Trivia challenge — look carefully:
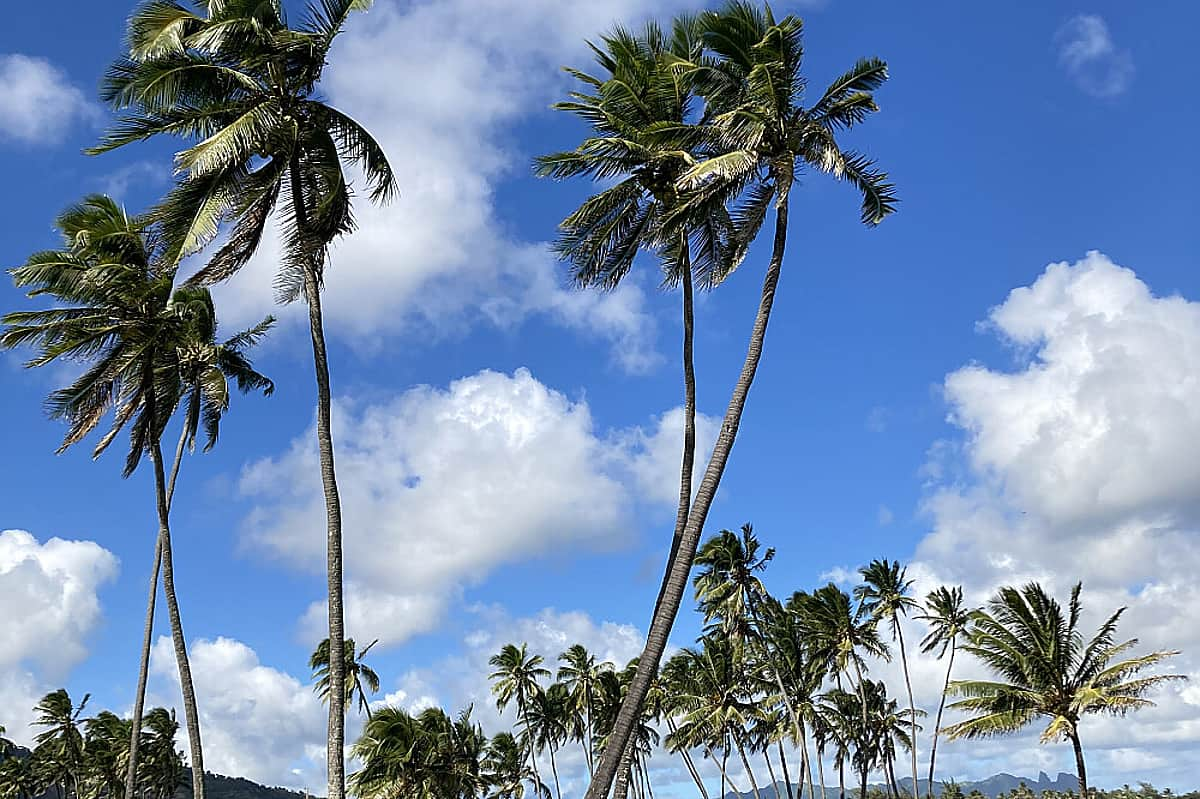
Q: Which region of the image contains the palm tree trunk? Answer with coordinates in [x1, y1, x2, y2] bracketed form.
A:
[859, 764, 868, 799]
[894, 625, 918, 799]
[735, 737, 763, 799]
[815, 744, 827, 799]
[585, 694, 595, 777]
[586, 197, 791, 799]
[290, 154, 348, 799]
[667, 717, 709, 799]
[125, 425, 189, 799]
[926, 644, 955, 797]
[149, 435, 205, 799]
[549, 745, 562, 799]
[837, 754, 845, 799]
[721, 744, 731, 799]
[612, 735, 636, 799]
[778, 741, 794, 799]
[763, 747, 780, 799]
[1069, 727, 1088, 799]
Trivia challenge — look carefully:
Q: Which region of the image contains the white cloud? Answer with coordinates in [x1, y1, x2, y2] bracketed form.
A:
[877, 505, 894, 526]
[148, 636, 327, 789]
[897, 252, 1200, 787]
[0, 529, 119, 745]
[1055, 15, 1134, 98]
[208, 0, 694, 371]
[0, 55, 95, 144]
[239, 368, 713, 648]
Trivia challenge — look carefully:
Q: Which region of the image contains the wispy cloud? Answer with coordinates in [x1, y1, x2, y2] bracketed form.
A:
[1055, 14, 1134, 98]
[0, 54, 96, 144]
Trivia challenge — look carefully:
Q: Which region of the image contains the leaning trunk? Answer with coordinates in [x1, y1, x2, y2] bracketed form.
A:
[549, 745, 562, 799]
[815, 744, 827, 799]
[586, 197, 791, 799]
[1069, 726, 1088, 799]
[895, 625, 918, 799]
[735, 737, 764, 799]
[667, 717, 709, 799]
[150, 434, 205, 799]
[125, 425, 188, 799]
[778, 741, 794, 799]
[612, 734, 636, 799]
[763, 747, 780, 799]
[926, 643, 955, 797]
[291, 154, 348, 799]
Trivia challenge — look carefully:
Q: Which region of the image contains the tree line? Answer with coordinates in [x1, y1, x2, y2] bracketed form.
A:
[0, 691, 182, 799]
[338, 526, 1182, 799]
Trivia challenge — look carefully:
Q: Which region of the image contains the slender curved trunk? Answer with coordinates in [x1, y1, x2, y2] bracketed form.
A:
[667, 717, 709, 799]
[763, 747, 780, 799]
[1069, 726, 1088, 799]
[926, 643, 955, 797]
[586, 198, 791, 799]
[815, 744, 827, 799]
[125, 426, 189, 799]
[585, 692, 595, 777]
[778, 741, 794, 799]
[290, 154, 347, 799]
[150, 434, 205, 799]
[894, 625, 918, 799]
[859, 763, 867, 799]
[837, 753, 845, 799]
[886, 751, 898, 798]
[735, 737, 763, 799]
[721, 744, 731, 799]
[549, 745, 561, 799]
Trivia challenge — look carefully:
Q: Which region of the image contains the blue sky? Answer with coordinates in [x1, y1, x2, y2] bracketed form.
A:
[2, 0, 1199, 794]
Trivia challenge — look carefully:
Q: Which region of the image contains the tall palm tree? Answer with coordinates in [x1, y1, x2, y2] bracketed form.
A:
[31, 691, 88, 799]
[311, 638, 382, 718]
[792, 585, 889, 702]
[916, 587, 971, 796]
[0, 757, 41, 799]
[0, 197, 239, 799]
[556, 645, 614, 777]
[483, 732, 547, 799]
[126, 286, 272, 799]
[944, 582, 1184, 798]
[584, 7, 896, 793]
[855, 560, 920, 798]
[92, 7, 397, 797]
[489, 645, 551, 795]
[657, 653, 712, 799]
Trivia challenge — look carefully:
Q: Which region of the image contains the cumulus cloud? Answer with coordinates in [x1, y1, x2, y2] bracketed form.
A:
[209, 0, 695, 371]
[0, 529, 118, 744]
[0, 55, 95, 144]
[894, 252, 1200, 787]
[239, 368, 717, 647]
[1055, 15, 1134, 98]
[148, 636, 327, 789]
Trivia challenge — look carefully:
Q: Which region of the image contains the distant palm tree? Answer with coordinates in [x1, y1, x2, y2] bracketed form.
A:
[855, 560, 920, 798]
[556, 645, 614, 776]
[31, 691, 88, 799]
[138, 709, 183, 799]
[311, 638, 382, 718]
[792, 584, 890, 702]
[524, 684, 572, 799]
[93, 6, 397, 796]
[351, 705, 487, 799]
[585, 5, 897, 792]
[945, 582, 1185, 798]
[916, 587, 972, 795]
[0, 726, 12, 758]
[489, 645, 551, 796]
[484, 732, 548, 799]
[657, 653, 712, 799]
[83, 711, 132, 799]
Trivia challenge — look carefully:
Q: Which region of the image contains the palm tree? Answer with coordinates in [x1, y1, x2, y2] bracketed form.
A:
[0, 726, 12, 759]
[484, 732, 547, 799]
[138, 709, 183, 799]
[0, 757, 41, 799]
[657, 653, 712, 799]
[792, 585, 890, 701]
[556, 645, 614, 776]
[126, 286, 272, 799]
[490, 645, 551, 795]
[524, 684, 572, 799]
[584, 6, 896, 792]
[31, 691, 88, 799]
[93, 7, 397, 797]
[945, 582, 1185, 798]
[0, 197, 234, 799]
[916, 587, 972, 796]
[855, 560, 920, 798]
[84, 712, 133, 799]
[311, 638, 382, 718]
